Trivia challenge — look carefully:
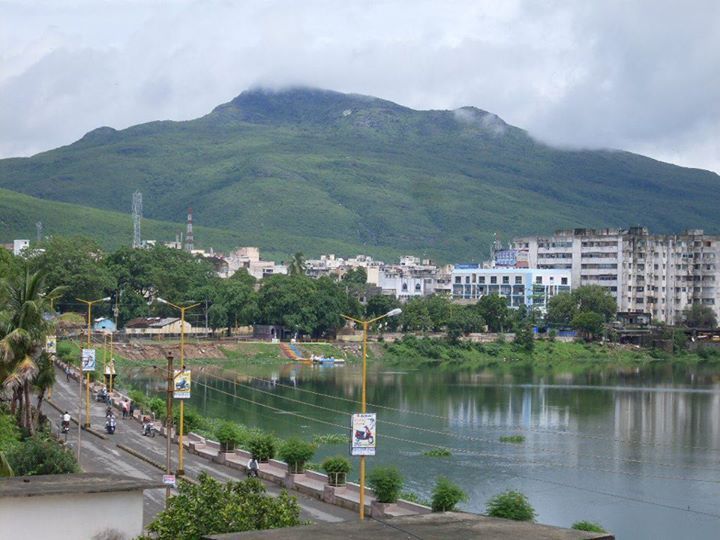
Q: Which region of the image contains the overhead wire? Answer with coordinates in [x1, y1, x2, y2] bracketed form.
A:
[192, 379, 720, 485]
[198, 371, 720, 472]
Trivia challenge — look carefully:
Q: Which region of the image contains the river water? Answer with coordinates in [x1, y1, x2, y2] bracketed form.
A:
[130, 361, 720, 539]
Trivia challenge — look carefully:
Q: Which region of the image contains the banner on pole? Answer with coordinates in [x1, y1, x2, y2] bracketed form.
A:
[350, 413, 376, 456]
[174, 369, 191, 399]
[105, 360, 116, 376]
[45, 335, 57, 354]
[81, 349, 96, 372]
[163, 474, 176, 486]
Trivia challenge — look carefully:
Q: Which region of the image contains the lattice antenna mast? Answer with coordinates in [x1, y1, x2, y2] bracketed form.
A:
[35, 222, 42, 242]
[185, 207, 194, 251]
[132, 191, 143, 248]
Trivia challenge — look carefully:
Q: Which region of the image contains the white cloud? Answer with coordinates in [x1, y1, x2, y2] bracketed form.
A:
[0, 0, 718, 172]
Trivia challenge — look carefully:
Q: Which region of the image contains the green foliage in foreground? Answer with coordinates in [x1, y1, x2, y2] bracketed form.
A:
[142, 473, 301, 540]
[6, 434, 80, 476]
[367, 466, 404, 503]
[572, 520, 607, 533]
[431, 476, 468, 512]
[248, 433, 278, 461]
[486, 490, 536, 522]
[423, 448, 452, 457]
[499, 435, 526, 444]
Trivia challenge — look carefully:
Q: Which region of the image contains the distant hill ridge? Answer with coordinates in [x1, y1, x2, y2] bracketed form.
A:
[0, 87, 718, 261]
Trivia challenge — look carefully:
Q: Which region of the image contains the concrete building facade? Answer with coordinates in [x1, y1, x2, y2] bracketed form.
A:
[451, 266, 571, 311]
[512, 227, 720, 323]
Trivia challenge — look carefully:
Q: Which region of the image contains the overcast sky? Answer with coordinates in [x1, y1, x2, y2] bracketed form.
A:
[1, 0, 718, 172]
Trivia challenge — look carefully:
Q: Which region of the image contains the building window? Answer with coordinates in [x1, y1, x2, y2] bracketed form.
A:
[402, 283, 408, 291]
[415, 283, 421, 292]
[455, 276, 461, 284]
[472, 274, 476, 283]
[465, 276, 470, 284]
[561, 277, 568, 285]
[535, 276, 542, 284]
[515, 276, 522, 284]
[490, 276, 497, 284]
[502, 276, 509, 284]
[479, 276, 485, 284]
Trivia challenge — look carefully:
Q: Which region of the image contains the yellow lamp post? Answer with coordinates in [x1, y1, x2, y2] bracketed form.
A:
[156, 297, 200, 476]
[76, 296, 111, 428]
[341, 308, 402, 520]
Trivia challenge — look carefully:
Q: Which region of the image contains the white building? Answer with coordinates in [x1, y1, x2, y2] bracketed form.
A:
[513, 227, 720, 323]
[0, 473, 162, 540]
[451, 266, 571, 312]
[13, 239, 29, 256]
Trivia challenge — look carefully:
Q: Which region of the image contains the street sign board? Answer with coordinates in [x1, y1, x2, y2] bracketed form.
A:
[45, 335, 57, 354]
[163, 474, 176, 486]
[350, 413, 376, 456]
[81, 349, 96, 372]
[174, 369, 191, 399]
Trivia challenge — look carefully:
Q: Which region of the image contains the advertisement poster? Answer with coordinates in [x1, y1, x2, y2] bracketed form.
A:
[351, 413, 376, 456]
[174, 369, 191, 399]
[45, 335, 57, 354]
[81, 348, 96, 372]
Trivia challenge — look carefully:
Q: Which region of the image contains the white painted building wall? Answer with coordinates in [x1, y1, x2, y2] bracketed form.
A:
[0, 490, 144, 540]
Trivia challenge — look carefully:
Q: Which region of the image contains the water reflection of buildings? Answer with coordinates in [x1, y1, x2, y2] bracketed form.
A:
[445, 387, 572, 431]
[613, 387, 720, 447]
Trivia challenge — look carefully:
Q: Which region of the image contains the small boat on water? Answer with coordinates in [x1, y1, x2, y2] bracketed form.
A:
[310, 354, 346, 365]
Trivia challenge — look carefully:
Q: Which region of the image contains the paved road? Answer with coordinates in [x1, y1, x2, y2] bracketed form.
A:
[48, 368, 355, 526]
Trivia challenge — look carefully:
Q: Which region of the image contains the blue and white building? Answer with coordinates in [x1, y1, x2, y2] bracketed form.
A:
[451, 265, 571, 312]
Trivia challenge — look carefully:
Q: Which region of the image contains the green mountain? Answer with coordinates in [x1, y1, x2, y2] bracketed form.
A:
[1, 87, 718, 262]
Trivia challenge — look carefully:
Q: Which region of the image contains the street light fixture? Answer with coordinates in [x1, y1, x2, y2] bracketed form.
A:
[155, 297, 200, 476]
[341, 308, 402, 520]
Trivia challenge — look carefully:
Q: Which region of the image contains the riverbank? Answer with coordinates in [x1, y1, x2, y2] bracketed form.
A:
[379, 335, 720, 372]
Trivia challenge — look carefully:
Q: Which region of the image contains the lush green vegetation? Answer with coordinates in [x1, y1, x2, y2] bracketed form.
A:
[313, 433, 347, 445]
[423, 448, 452, 457]
[2, 88, 718, 262]
[572, 520, 608, 533]
[381, 335, 720, 370]
[499, 435, 526, 444]
[431, 476, 468, 512]
[486, 490, 537, 522]
[367, 466, 404, 503]
[6, 434, 80, 476]
[321, 456, 351, 485]
[248, 433, 278, 461]
[141, 473, 301, 540]
[278, 437, 316, 473]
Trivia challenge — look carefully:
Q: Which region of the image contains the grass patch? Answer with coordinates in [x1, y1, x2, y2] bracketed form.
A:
[499, 435, 526, 444]
[423, 448, 452, 457]
[312, 433, 348, 445]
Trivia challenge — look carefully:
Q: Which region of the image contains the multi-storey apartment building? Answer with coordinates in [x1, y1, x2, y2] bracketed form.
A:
[451, 266, 571, 312]
[512, 228, 720, 323]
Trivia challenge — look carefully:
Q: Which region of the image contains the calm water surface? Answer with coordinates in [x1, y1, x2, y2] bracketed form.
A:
[131, 361, 720, 540]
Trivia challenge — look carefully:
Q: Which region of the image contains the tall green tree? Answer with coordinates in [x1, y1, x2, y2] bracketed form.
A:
[287, 252, 306, 277]
[682, 304, 717, 328]
[476, 294, 511, 332]
[0, 267, 63, 433]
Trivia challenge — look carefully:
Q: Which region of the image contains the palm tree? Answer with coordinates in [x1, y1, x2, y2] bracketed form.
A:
[288, 252, 306, 277]
[0, 267, 63, 433]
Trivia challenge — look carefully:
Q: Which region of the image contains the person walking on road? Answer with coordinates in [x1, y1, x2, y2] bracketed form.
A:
[121, 400, 128, 419]
[129, 400, 135, 419]
[65, 365, 71, 381]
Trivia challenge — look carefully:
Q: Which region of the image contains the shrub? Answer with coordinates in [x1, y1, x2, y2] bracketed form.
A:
[423, 448, 452, 457]
[431, 476, 467, 512]
[0, 410, 22, 454]
[7, 434, 80, 476]
[127, 390, 147, 409]
[547, 329, 557, 342]
[148, 397, 165, 419]
[572, 521, 607, 533]
[215, 421, 244, 452]
[499, 435, 525, 444]
[367, 466, 403, 503]
[278, 438, 316, 473]
[486, 490, 536, 522]
[248, 433, 277, 461]
[145, 473, 301, 539]
[173, 406, 204, 434]
[321, 456, 351, 485]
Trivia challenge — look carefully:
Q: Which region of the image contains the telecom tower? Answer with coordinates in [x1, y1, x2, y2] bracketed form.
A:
[185, 207, 194, 251]
[35, 222, 42, 242]
[132, 191, 143, 248]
